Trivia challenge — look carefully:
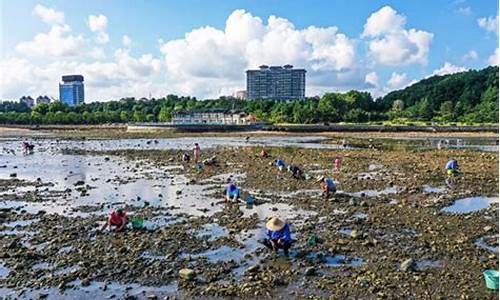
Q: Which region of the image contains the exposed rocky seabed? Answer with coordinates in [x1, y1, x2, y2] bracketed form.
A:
[0, 135, 498, 299]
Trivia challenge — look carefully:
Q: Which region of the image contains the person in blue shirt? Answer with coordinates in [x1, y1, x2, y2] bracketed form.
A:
[262, 217, 292, 256]
[445, 159, 459, 176]
[223, 178, 240, 202]
[317, 176, 336, 197]
[445, 159, 460, 187]
[274, 159, 286, 171]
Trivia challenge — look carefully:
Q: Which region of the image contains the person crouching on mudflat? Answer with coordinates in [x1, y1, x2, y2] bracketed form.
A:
[262, 217, 292, 257]
[100, 208, 128, 232]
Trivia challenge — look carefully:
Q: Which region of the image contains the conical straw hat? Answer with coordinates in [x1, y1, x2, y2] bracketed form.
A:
[266, 217, 286, 231]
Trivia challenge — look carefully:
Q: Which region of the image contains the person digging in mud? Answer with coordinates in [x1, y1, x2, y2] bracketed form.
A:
[223, 178, 241, 203]
[261, 217, 292, 257]
[193, 143, 201, 163]
[22, 141, 35, 155]
[260, 148, 269, 158]
[445, 159, 460, 187]
[274, 159, 286, 171]
[317, 176, 336, 197]
[100, 208, 128, 232]
[334, 157, 342, 172]
[288, 164, 304, 179]
[182, 152, 190, 162]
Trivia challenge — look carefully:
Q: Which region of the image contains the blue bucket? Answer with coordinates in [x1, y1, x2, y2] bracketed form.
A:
[245, 195, 254, 205]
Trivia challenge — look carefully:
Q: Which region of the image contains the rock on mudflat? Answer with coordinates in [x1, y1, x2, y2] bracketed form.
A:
[305, 267, 316, 276]
[179, 268, 195, 280]
[399, 258, 415, 272]
[245, 265, 259, 274]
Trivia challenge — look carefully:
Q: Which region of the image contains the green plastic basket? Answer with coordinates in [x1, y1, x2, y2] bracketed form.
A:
[131, 217, 144, 230]
[483, 270, 499, 290]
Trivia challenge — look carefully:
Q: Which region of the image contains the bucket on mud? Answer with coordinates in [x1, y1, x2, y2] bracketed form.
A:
[131, 217, 144, 230]
[308, 234, 318, 246]
[483, 270, 499, 290]
[195, 164, 204, 172]
[245, 195, 254, 205]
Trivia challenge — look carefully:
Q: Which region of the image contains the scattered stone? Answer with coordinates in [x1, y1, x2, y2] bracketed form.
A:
[305, 267, 316, 276]
[400, 258, 415, 272]
[179, 268, 195, 280]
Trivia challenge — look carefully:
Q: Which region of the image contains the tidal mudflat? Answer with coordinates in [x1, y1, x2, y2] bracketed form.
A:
[0, 134, 498, 299]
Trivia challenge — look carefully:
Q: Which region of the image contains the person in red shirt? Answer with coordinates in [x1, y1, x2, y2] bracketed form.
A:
[100, 209, 128, 232]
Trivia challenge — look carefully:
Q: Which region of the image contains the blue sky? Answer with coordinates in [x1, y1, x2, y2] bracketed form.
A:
[0, 0, 498, 101]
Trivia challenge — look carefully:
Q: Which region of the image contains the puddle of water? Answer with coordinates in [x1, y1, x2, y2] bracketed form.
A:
[305, 252, 364, 267]
[368, 164, 384, 171]
[181, 245, 244, 263]
[140, 251, 168, 261]
[0, 262, 9, 279]
[241, 202, 316, 221]
[0, 280, 179, 300]
[351, 212, 368, 220]
[2, 218, 40, 227]
[33, 262, 55, 270]
[415, 259, 444, 270]
[57, 245, 74, 254]
[142, 215, 183, 231]
[475, 236, 499, 253]
[365, 136, 498, 152]
[440, 197, 499, 214]
[55, 265, 81, 276]
[423, 185, 446, 193]
[338, 228, 353, 236]
[0, 227, 37, 236]
[349, 186, 399, 198]
[192, 223, 229, 241]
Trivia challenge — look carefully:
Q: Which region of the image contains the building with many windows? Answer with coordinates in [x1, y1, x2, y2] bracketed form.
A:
[59, 75, 84, 106]
[36, 95, 51, 105]
[19, 96, 34, 108]
[171, 109, 249, 125]
[246, 65, 306, 101]
[233, 90, 247, 100]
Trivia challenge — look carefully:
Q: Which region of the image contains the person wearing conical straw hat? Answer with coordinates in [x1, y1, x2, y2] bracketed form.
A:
[262, 217, 292, 256]
[316, 176, 336, 197]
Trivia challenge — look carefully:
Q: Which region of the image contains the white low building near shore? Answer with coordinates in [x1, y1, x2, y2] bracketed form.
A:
[171, 109, 251, 125]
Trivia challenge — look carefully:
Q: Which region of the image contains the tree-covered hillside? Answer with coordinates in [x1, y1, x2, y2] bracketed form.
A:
[0, 66, 497, 125]
[378, 66, 498, 123]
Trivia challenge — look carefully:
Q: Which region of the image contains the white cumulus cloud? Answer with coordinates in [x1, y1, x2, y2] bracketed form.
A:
[122, 35, 132, 47]
[362, 6, 434, 66]
[462, 50, 478, 61]
[387, 72, 409, 90]
[88, 14, 109, 44]
[488, 48, 499, 66]
[432, 62, 467, 76]
[365, 71, 379, 87]
[16, 24, 86, 57]
[33, 4, 64, 24]
[477, 14, 499, 35]
[160, 9, 360, 97]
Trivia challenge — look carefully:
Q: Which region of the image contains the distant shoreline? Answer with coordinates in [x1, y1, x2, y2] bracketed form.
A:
[0, 123, 497, 132]
[0, 123, 497, 139]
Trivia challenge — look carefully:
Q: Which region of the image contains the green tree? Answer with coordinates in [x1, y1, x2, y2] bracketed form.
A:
[439, 101, 454, 121]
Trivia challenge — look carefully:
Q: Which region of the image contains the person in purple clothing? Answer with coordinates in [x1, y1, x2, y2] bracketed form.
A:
[261, 217, 292, 256]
